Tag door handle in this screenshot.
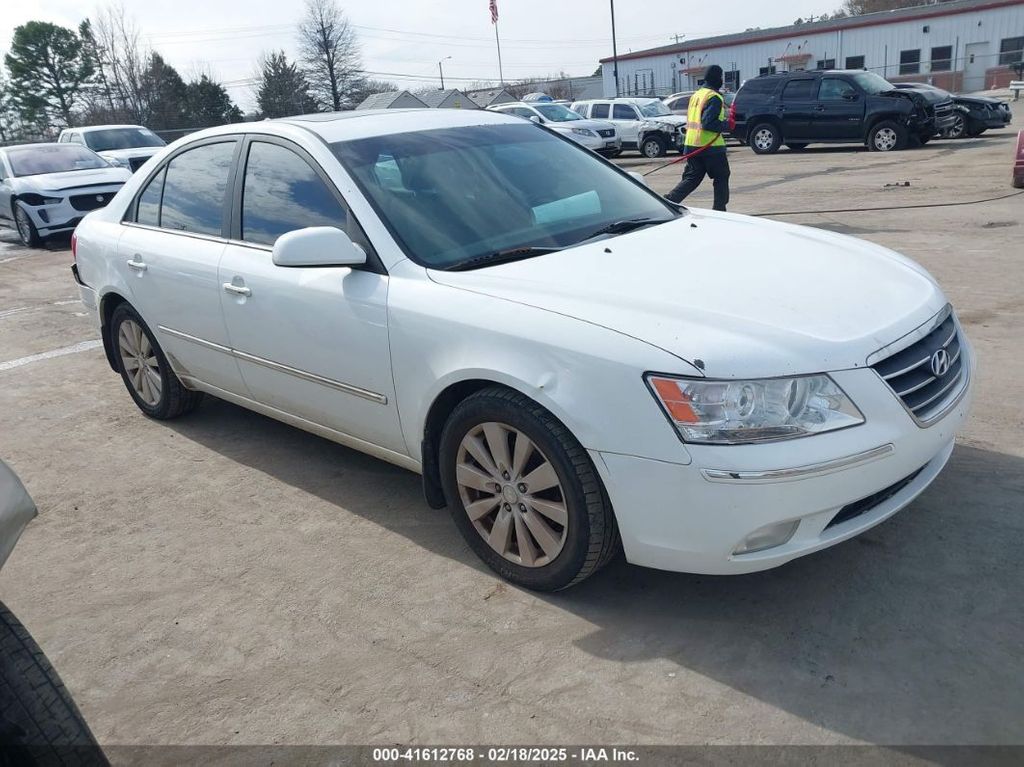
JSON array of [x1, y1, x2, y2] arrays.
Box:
[[223, 283, 251, 297], [126, 258, 147, 272], [814, 105, 826, 111]]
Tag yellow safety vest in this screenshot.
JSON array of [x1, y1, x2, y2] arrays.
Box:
[[685, 87, 727, 148]]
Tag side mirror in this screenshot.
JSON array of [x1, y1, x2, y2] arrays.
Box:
[[272, 226, 367, 268], [529, 115, 543, 124], [628, 171, 649, 187]]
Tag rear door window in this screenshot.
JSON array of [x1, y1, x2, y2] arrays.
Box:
[[782, 79, 816, 101], [159, 141, 236, 236], [135, 167, 165, 227]]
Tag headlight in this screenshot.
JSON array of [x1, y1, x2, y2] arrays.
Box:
[[646, 374, 864, 444], [18, 193, 62, 206], [571, 127, 596, 137]]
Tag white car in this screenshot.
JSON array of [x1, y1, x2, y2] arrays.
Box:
[[571, 97, 687, 157], [0, 144, 131, 247], [72, 109, 974, 591], [488, 102, 621, 156], [58, 124, 166, 172]]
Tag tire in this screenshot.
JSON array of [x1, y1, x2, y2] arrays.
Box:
[[13, 203, 41, 248], [0, 601, 108, 765], [749, 123, 781, 154], [110, 303, 203, 420], [868, 121, 907, 152], [640, 135, 668, 158], [946, 113, 967, 139], [786, 143, 809, 151], [439, 386, 620, 591], [966, 124, 987, 138]]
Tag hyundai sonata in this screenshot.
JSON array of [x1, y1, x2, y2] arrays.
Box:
[[71, 109, 973, 590]]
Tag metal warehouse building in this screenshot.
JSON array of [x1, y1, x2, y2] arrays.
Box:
[[600, 0, 1024, 96]]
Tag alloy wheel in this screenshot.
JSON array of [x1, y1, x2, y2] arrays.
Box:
[[874, 127, 898, 151], [15, 208, 32, 245], [118, 319, 162, 406], [950, 115, 966, 138], [754, 129, 774, 151], [455, 421, 568, 568]]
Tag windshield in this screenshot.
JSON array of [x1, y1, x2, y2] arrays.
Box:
[[639, 101, 672, 117], [83, 127, 165, 152], [851, 72, 895, 95], [535, 104, 582, 122], [7, 145, 110, 177], [333, 124, 678, 269]]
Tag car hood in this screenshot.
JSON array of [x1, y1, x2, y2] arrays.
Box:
[[97, 147, 162, 161], [642, 114, 687, 127], [955, 95, 1005, 107], [14, 167, 132, 192], [429, 210, 945, 378]]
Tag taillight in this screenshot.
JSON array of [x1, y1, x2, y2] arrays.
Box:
[[729, 102, 737, 121], [71, 231, 77, 262]]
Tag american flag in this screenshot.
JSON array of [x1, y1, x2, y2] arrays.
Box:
[[489, 0, 499, 24]]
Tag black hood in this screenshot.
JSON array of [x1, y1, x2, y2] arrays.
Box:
[[955, 94, 1004, 107]]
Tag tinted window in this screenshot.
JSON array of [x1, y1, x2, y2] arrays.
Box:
[[83, 127, 165, 152], [815, 59, 836, 70], [7, 145, 108, 176], [136, 167, 164, 226], [900, 49, 921, 75], [160, 141, 235, 236], [612, 104, 636, 120], [241, 142, 347, 247], [999, 36, 1023, 66], [590, 103, 609, 118], [741, 77, 778, 96], [782, 79, 815, 101], [846, 55, 865, 70], [818, 78, 857, 101]]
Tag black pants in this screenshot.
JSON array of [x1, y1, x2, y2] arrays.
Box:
[[665, 150, 730, 211]]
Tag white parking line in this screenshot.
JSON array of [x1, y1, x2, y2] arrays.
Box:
[[0, 340, 103, 372], [0, 307, 30, 319]]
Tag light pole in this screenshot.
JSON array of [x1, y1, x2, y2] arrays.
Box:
[[610, 0, 620, 97], [438, 56, 452, 90]]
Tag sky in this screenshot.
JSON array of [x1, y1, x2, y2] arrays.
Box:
[[1, 0, 839, 111]]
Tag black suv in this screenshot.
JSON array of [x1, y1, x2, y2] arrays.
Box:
[[733, 70, 956, 153]]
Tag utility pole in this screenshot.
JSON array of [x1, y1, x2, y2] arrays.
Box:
[[671, 34, 685, 44], [610, 0, 620, 97], [438, 56, 451, 90]]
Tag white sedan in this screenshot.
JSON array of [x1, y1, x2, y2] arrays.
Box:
[[72, 109, 974, 590]]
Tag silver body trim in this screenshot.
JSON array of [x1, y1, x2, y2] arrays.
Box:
[[157, 325, 388, 405], [701, 444, 895, 484]]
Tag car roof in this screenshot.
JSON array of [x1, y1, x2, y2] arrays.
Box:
[[62, 124, 149, 133], [573, 97, 658, 105]]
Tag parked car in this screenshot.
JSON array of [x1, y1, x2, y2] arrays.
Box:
[[58, 124, 166, 172], [892, 82, 1012, 138], [488, 101, 622, 156], [733, 70, 956, 153], [0, 143, 131, 247], [662, 90, 736, 115], [73, 110, 974, 591], [570, 97, 686, 157], [0, 460, 107, 762]]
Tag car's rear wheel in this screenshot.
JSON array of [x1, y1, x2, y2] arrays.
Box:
[[868, 121, 906, 152], [13, 203, 41, 248], [111, 303, 203, 420], [439, 386, 619, 591], [640, 135, 668, 158], [749, 123, 781, 154]]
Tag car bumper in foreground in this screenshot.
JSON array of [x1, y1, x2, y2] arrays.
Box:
[[591, 347, 975, 575], [20, 185, 124, 236]]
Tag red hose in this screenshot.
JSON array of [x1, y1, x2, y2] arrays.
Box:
[[641, 135, 722, 177]]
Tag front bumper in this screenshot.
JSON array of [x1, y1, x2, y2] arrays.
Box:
[[591, 342, 975, 575], [20, 185, 123, 235], [573, 133, 621, 152]]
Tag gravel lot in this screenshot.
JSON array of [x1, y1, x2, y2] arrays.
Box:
[[0, 114, 1022, 747]]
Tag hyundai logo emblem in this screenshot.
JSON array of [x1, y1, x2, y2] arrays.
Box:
[[930, 348, 951, 377]]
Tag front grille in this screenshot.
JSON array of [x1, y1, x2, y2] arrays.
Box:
[[69, 191, 118, 212], [129, 156, 147, 172], [597, 129, 615, 138], [934, 100, 954, 119], [871, 308, 964, 423], [825, 467, 925, 530]]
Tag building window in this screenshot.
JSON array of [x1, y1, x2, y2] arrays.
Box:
[[816, 58, 836, 70], [931, 46, 953, 72], [899, 49, 921, 75], [723, 69, 741, 90], [1000, 37, 1024, 66], [759, 65, 777, 76], [846, 55, 865, 69]]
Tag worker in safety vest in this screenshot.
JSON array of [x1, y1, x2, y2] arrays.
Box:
[[665, 65, 732, 211]]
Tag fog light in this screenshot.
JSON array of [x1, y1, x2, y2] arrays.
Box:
[[733, 520, 800, 555]]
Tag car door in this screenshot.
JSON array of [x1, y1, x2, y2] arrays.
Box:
[[117, 137, 247, 394], [216, 136, 405, 453], [611, 103, 642, 145], [778, 78, 817, 140], [814, 76, 865, 140]]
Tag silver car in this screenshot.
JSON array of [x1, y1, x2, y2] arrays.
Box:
[[488, 102, 622, 156], [0, 143, 131, 247]]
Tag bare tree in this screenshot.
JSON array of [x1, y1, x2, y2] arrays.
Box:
[[298, 0, 362, 111], [91, 4, 148, 122]]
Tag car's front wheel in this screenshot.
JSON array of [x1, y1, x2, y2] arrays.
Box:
[[640, 135, 668, 158], [110, 303, 203, 419], [868, 121, 907, 152], [749, 123, 782, 154], [946, 113, 967, 139], [13, 203, 41, 248], [439, 387, 619, 591]]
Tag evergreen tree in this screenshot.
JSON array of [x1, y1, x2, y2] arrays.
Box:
[[256, 51, 316, 118], [5, 21, 94, 127]]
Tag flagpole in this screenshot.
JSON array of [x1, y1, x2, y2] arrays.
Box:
[[494, 20, 505, 85]]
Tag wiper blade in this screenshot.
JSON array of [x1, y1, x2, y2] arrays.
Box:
[[445, 246, 562, 271], [578, 217, 661, 242]]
